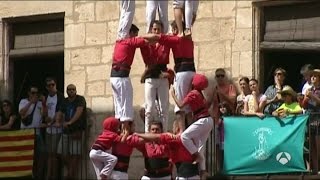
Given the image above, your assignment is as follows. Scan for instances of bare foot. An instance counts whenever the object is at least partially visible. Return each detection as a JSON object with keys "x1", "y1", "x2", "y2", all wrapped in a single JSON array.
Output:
[
  {"x1": 177, "y1": 31, "x2": 184, "y2": 37},
  {"x1": 184, "y1": 28, "x2": 192, "y2": 37}
]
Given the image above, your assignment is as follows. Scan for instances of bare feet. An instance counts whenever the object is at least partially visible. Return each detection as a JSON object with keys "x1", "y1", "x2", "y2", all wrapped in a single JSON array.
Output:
[
  {"x1": 177, "y1": 31, "x2": 184, "y2": 37},
  {"x1": 184, "y1": 28, "x2": 192, "y2": 37}
]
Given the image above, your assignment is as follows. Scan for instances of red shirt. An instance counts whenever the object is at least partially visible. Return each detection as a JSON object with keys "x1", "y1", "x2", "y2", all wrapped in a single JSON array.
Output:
[
  {"x1": 92, "y1": 131, "x2": 121, "y2": 151},
  {"x1": 141, "y1": 34, "x2": 179, "y2": 65},
  {"x1": 159, "y1": 134, "x2": 193, "y2": 163},
  {"x1": 171, "y1": 37, "x2": 194, "y2": 59},
  {"x1": 113, "y1": 37, "x2": 147, "y2": 67},
  {"x1": 183, "y1": 90, "x2": 210, "y2": 120},
  {"x1": 112, "y1": 134, "x2": 142, "y2": 156}
]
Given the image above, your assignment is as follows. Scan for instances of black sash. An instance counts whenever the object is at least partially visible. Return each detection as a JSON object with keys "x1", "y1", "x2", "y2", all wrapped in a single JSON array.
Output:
[
  {"x1": 174, "y1": 58, "x2": 196, "y2": 72},
  {"x1": 144, "y1": 64, "x2": 167, "y2": 79},
  {"x1": 114, "y1": 155, "x2": 131, "y2": 172},
  {"x1": 111, "y1": 62, "x2": 131, "y2": 77},
  {"x1": 175, "y1": 162, "x2": 199, "y2": 178},
  {"x1": 145, "y1": 157, "x2": 171, "y2": 178}
]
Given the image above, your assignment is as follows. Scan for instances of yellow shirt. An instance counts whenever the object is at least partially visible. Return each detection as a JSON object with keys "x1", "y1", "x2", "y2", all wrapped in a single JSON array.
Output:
[{"x1": 276, "y1": 102, "x2": 302, "y2": 114}]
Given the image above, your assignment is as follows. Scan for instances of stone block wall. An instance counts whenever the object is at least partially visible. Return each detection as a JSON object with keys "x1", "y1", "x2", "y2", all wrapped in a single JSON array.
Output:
[{"x1": 0, "y1": 0, "x2": 254, "y2": 178}]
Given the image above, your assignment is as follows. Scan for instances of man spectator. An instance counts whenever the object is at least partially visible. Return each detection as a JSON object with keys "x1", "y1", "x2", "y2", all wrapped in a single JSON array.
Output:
[
  {"x1": 57, "y1": 84, "x2": 87, "y2": 179},
  {"x1": 19, "y1": 85, "x2": 46, "y2": 179},
  {"x1": 43, "y1": 77, "x2": 65, "y2": 180}
]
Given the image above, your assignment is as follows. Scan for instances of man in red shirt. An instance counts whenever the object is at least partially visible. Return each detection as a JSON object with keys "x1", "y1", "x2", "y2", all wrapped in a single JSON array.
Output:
[
  {"x1": 140, "y1": 20, "x2": 179, "y2": 133},
  {"x1": 136, "y1": 120, "x2": 201, "y2": 179},
  {"x1": 111, "y1": 21, "x2": 149, "y2": 140}
]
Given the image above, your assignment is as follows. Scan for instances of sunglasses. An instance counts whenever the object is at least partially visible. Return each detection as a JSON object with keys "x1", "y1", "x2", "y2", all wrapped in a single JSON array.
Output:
[
  {"x1": 216, "y1": 74, "x2": 225, "y2": 78},
  {"x1": 275, "y1": 73, "x2": 283, "y2": 76},
  {"x1": 67, "y1": 88, "x2": 76, "y2": 91},
  {"x1": 2, "y1": 104, "x2": 8, "y2": 107},
  {"x1": 30, "y1": 91, "x2": 38, "y2": 94},
  {"x1": 47, "y1": 83, "x2": 55, "y2": 87}
]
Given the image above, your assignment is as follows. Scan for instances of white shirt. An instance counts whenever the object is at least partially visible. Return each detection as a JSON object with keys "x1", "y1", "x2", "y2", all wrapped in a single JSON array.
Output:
[
  {"x1": 46, "y1": 94, "x2": 62, "y2": 134},
  {"x1": 302, "y1": 81, "x2": 312, "y2": 95},
  {"x1": 19, "y1": 99, "x2": 43, "y2": 134}
]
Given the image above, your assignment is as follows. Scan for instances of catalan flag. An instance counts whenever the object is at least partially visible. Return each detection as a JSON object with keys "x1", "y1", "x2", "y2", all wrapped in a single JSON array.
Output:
[{"x1": 0, "y1": 129, "x2": 34, "y2": 178}]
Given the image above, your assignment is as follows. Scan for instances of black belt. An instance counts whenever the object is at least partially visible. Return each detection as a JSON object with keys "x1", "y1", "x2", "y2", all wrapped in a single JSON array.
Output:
[
  {"x1": 174, "y1": 58, "x2": 195, "y2": 72},
  {"x1": 176, "y1": 162, "x2": 199, "y2": 178},
  {"x1": 144, "y1": 64, "x2": 168, "y2": 79}
]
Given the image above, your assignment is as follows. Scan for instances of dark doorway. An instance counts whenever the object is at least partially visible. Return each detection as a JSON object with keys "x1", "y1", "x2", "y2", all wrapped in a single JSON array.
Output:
[
  {"x1": 12, "y1": 54, "x2": 64, "y2": 107},
  {"x1": 262, "y1": 50, "x2": 320, "y2": 92}
]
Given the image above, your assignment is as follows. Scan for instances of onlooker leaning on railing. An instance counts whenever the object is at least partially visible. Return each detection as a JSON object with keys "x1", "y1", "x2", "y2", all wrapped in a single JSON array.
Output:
[
  {"x1": 301, "y1": 69, "x2": 320, "y2": 174},
  {"x1": 243, "y1": 79, "x2": 266, "y2": 118},
  {"x1": 18, "y1": 85, "x2": 47, "y2": 179},
  {"x1": 235, "y1": 77, "x2": 250, "y2": 115}
]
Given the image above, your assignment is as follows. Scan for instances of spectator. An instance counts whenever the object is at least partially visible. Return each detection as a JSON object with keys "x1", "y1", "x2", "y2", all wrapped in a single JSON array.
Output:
[
  {"x1": 272, "y1": 86, "x2": 302, "y2": 118},
  {"x1": 208, "y1": 68, "x2": 237, "y2": 123},
  {"x1": 57, "y1": 84, "x2": 87, "y2": 179},
  {"x1": 301, "y1": 69, "x2": 320, "y2": 174},
  {"x1": 19, "y1": 85, "x2": 46, "y2": 179},
  {"x1": 0, "y1": 100, "x2": 19, "y2": 130},
  {"x1": 263, "y1": 68, "x2": 287, "y2": 115},
  {"x1": 301, "y1": 64, "x2": 314, "y2": 95},
  {"x1": 235, "y1": 77, "x2": 250, "y2": 115},
  {"x1": 43, "y1": 77, "x2": 65, "y2": 180},
  {"x1": 243, "y1": 79, "x2": 266, "y2": 118}
]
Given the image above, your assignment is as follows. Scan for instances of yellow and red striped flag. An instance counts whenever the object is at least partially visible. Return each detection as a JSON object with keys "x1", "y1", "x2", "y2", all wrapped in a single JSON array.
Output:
[{"x1": 0, "y1": 129, "x2": 34, "y2": 178}]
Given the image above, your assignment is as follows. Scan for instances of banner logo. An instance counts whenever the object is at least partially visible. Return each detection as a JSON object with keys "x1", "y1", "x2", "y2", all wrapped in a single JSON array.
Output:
[
  {"x1": 276, "y1": 152, "x2": 291, "y2": 165},
  {"x1": 252, "y1": 127, "x2": 273, "y2": 160}
]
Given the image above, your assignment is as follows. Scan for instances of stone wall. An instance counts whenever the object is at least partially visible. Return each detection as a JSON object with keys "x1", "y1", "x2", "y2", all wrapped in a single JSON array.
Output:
[{"x1": 0, "y1": 1, "x2": 254, "y2": 178}]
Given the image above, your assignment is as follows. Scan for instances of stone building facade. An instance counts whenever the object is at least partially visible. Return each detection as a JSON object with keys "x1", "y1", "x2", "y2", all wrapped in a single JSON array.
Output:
[{"x1": 0, "y1": 0, "x2": 254, "y2": 178}]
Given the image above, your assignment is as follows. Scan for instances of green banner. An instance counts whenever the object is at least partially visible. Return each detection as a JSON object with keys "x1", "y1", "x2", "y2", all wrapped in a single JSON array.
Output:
[{"x1": 224, "y1": 115, "x2": 308, "y2": 175}]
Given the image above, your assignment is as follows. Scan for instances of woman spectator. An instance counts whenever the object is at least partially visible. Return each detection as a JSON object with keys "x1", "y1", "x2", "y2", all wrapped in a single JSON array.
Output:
[
  {"x1": 243, "y1": 79, "x2": 266, "y2": 118},
  {"x1": 235, "y1": 77, "x2": 250, "y2": 115},
  {"x1": 0, "y1": 100, "x2": 19, "y2": 130},
  {"x1": 301, "y1": 69, "x2": 320, "y2": 174},
  {"x1": 263, "y1": 68, "x2": 287, "y2": 115},
  {"x1": 272, "y1": 86, "x2": 302, "y2": 118}
]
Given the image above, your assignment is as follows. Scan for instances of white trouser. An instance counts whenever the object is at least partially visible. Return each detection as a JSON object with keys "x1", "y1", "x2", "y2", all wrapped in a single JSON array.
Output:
[
  {"x1": 110, "y1": 77, "x2": 134, "y2": 121},
  {"x1": 144, "y1": 78, "x2": 169, "y2": 132},
  {"x1": 173, "y1": 0, "x2": 199, "y2": 29},
  {"x1": 146, "y1": 0, "x2": 169, "y2": 33},
  {"x1": 181, "y1": 116, "x2": 213, "y2": 170},
  {"x1": 118, "y1": 0, "x2": 135, "y2": 40},
  {"x1": 111, "y1": 170, "x2": 128, "y2": 180},
  {"x1": 141, "y1": 175, "x2": 172, "y2": 180},
  {"x1": 174, "y1": 71, "x2": 195, "y2": 113},
  {"x1": 176, "y1": 175, "x2": 200, "y2": 180},
  {"x1": 89, "y1": 149, "x2": 118, "y2": 179}
]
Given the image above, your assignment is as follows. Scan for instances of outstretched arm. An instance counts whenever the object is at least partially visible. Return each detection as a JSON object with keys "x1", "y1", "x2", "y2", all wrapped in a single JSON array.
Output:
[{"x1": 135, "y1": 133, "x2": 161, "y2": 142}]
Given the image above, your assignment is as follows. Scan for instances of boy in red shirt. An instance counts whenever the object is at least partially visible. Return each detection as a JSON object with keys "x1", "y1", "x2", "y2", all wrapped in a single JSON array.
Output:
[
  {"x1": 171, "y1": 73, "x2": 214, "y2": 175},
  {"x1": 89, "y1": 117, "x2": 122, "y2": 180}
]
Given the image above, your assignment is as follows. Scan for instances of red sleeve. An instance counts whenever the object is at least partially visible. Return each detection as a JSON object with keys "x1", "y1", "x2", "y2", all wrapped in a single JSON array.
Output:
[
  {"x1": 158, "y1": 34, "x2": 180, "y2": 48},
  {"x1": 140, "y1": 46, "x2": 151, "y2": 65},
  {"x1": 126, "y1": 134, "x2": 143, "y2": 147},
  {"x1": 159, "y1": 134, "x2": 179, "y2": 146},
  {"x1": 129, "y1": 37, "x2": 147, "y2": 48},
  {"x1": 113, "y1": 134, "x2": 122, "y2": 143},
  {"x1": 182, "y1": 91, "x2": 196, "y2": 106}
]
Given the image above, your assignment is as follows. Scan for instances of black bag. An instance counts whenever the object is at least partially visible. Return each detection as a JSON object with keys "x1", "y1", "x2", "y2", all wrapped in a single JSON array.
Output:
[{"x1": 21, "y1": 103, "x2": 37, "y2": 126}]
